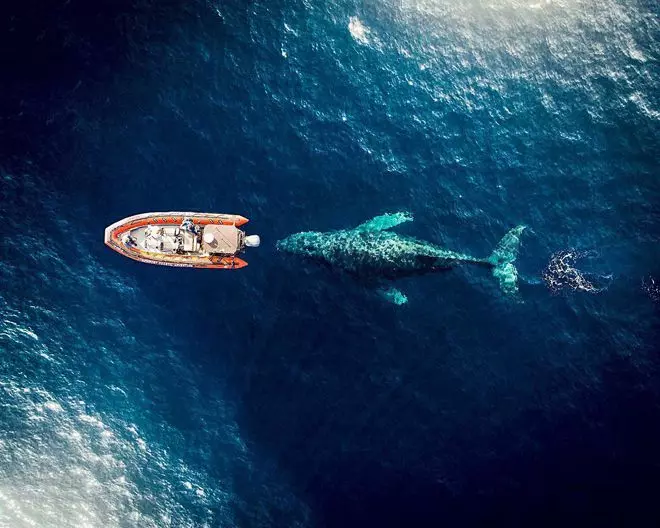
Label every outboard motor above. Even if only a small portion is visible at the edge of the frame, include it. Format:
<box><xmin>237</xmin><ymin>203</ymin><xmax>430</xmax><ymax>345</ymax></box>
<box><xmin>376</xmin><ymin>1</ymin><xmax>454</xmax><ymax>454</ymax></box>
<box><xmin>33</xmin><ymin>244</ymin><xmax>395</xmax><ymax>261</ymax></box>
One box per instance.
<box><xmin>245</xmin><ymin>235</ymin><xmax>261</xmax><ymax>248</ymax></box>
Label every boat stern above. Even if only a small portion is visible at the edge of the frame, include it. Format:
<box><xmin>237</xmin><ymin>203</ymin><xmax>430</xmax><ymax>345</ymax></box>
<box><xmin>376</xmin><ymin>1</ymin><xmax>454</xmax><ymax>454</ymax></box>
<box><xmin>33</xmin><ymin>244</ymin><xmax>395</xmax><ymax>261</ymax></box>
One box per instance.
<box><xmin>232</xmin><ymin>257</ymin><xmax>248</xmax><ymax>269</ymax></box>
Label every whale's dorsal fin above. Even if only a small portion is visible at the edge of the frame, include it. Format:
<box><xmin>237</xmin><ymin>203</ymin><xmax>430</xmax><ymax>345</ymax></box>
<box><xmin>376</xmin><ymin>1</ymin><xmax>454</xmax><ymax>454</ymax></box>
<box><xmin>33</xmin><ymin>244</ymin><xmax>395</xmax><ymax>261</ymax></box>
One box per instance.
<box><xmin>355</xmin><ymin>212</ymin><xmax>413</xmax><ymax>232</ymax></box>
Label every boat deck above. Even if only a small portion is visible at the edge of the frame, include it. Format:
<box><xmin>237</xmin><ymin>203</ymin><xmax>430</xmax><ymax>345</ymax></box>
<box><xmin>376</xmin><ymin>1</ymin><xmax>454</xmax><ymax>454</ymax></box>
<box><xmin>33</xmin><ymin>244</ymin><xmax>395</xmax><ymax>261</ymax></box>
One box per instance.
<box><xmin>128</xmin><ymin>224</ymin><xmax>241</xmax><ymax>255</ymax></box>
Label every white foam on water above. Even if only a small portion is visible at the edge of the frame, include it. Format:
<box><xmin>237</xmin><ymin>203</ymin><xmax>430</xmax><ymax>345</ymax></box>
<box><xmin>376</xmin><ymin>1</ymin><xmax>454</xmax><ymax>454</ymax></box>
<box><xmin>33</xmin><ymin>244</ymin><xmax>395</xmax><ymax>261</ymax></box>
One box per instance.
<box><xmin>630</xmin><ymin>92</ymin><xmax>660</xmax><ymax>121</ymax></box>
<box><xmin>44</xmin><ymin>401</ymin><xmax>64</xmax><ymax>412</ymax></box>
<box><xmin>348</xmin><ymin>16</ymin><xmax>370</xmax><ymax>45</ymax></box>
<box><xmin>283</xmin><ymin>22</ymin><xmax>298</xmax><ymax>36</ymax></box>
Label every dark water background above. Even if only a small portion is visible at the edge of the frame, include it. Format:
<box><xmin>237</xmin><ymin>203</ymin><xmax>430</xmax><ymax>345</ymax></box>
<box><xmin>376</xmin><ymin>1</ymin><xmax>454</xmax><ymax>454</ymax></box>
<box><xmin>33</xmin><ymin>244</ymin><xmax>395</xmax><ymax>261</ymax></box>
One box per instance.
<box><xmin>1</xmin><ymin>0</ymin><xmax>659</xmax><ymax>526</ymax></box>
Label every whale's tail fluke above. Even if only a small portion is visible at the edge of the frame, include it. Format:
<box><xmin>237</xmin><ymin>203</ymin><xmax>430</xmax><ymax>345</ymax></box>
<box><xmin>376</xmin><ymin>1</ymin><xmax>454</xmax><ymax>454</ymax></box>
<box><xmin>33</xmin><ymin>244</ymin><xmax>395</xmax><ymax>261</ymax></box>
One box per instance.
<box><xmin>487</xmin><ymin>226</ymin><xmax>526</xmax><ymax>295</ymax></box>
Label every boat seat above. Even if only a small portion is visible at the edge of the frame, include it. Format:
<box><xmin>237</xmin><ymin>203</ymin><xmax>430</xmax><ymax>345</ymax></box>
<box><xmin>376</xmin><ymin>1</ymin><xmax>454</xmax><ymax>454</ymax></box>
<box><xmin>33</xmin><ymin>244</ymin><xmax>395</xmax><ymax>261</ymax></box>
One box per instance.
<box><xmin>162</xmin><ymin>226</ymin><xmax>180</xmax><ymax>237</ymax></box>
<box><xmin>161</xmin><ymin>236</ymin><xmax>179</xmax><ymax>252</ymax></box>
<box><xmin>182</xmin><ymin>231</ymin><xmax>197</xmax><ymax>252</ymax></box>
<box><xmin>144</xmin><ymin>237</ymin><xmax>161</xmax><ymax>251</ymax></box>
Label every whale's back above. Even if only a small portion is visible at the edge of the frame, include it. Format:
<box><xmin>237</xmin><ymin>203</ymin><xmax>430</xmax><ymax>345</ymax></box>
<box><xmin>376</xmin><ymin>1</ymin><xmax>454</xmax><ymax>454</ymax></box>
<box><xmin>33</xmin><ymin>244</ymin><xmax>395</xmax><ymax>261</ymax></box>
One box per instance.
<box><xmin>278</xmin><ymin>217</ymin><xmax>526</xmax><ymax>296</ymax></box>
<box><xmin>327</xmin><ymin>231</ymin><xmax>472</xmax><ymax>277</ymax></box>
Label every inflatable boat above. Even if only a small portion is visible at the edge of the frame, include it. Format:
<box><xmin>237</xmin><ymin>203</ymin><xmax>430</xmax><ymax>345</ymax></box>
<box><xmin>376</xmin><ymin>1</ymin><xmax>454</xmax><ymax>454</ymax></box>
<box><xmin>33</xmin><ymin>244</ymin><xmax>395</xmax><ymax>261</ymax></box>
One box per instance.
<box><xmin>104</xmin><ymin>212</ymin><xmax>260</xmax><ymax>269</ymax></box>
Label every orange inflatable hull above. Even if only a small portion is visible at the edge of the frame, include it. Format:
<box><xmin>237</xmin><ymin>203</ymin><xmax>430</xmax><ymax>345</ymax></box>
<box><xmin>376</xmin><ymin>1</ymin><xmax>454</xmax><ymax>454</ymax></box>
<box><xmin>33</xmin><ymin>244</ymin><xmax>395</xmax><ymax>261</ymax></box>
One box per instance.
<box><xmin>104</xmin><ymin>212</ymin><xmax>249</xmax><ymax>269</ymax></box>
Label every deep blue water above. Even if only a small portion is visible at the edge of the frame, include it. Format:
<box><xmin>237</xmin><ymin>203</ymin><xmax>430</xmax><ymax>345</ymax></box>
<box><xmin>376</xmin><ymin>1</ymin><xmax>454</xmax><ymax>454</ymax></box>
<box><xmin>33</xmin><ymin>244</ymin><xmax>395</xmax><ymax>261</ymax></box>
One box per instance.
<box><xmin>1</xmin><ymin>0</ymin><xmax>659</xmax><ymax>526</ymax></box>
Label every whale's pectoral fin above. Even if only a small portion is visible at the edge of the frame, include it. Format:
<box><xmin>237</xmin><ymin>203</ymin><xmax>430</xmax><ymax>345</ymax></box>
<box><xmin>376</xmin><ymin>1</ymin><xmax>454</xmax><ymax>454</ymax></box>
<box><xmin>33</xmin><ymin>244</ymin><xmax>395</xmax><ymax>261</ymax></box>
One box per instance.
<box><xmin>377</xmin><ymin>287</ymin><xmax>408</xmax><ymax>305</ymax></box>
<box><xmin>355</xmin><ymin>212</ymin><xmax>413</xmax><ymax>232</ymax></box>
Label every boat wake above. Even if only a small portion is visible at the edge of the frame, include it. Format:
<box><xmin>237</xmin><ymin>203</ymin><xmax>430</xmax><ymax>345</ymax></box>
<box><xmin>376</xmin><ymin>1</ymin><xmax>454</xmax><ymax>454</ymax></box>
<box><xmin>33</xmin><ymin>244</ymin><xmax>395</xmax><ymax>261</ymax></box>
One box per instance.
<box><xmin>542</xmin><ymin>249</ymin><xmax>613</xmax><ymax>294</ymax></box>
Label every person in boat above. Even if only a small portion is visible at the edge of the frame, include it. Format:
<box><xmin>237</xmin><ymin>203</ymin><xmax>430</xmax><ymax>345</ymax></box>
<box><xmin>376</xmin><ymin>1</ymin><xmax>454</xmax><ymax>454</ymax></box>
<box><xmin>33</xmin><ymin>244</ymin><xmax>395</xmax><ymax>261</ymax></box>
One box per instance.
<box><xmin>180</xmin><ymin>218</ymin><xmax>199</xmax><ymax>235</ymax></box>
<box><xmin>122</xmin><ymin>233</ymin><xmax>138</xmax><ymax>248</ymax></box>
<box><xmin>180</xmin><ymin>218</ymin><xmax>203</xmax><ymax>249</ymax></box>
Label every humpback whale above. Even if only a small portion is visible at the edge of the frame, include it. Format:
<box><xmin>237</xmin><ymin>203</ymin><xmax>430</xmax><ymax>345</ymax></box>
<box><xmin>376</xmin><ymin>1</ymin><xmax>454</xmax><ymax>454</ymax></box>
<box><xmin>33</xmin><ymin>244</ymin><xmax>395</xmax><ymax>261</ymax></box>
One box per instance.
<box><xmin>276</xmin><ymin>213</ymin><xmax>526</xmax><ymax>304</ymax></box>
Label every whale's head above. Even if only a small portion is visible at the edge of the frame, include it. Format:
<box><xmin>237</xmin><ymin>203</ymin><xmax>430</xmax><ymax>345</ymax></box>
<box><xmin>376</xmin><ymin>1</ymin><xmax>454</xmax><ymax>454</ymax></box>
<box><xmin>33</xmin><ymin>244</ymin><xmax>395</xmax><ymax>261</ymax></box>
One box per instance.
<box><xmin>276</xmin><ymin>231</ymin><xmax>328</xmax><ymax>260</ymax></box>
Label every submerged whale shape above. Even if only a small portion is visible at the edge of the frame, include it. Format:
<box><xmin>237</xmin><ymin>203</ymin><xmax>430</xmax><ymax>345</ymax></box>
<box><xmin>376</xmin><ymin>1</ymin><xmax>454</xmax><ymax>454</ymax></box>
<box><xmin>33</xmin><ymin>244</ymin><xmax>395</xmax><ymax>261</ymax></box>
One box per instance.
<box><xmin>276</xmin><ymin>213</ymin><xmax>526</xmax><ymax>304</ymax></box>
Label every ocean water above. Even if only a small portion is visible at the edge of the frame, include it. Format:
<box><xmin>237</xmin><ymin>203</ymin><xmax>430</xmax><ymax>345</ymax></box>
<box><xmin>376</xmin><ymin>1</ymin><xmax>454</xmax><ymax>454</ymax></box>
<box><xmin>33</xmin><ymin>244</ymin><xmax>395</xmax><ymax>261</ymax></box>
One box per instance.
<box><xmin>1</xmin><ymin>0</ymin><xmax>659</xmax><ymax>526</ymax></box>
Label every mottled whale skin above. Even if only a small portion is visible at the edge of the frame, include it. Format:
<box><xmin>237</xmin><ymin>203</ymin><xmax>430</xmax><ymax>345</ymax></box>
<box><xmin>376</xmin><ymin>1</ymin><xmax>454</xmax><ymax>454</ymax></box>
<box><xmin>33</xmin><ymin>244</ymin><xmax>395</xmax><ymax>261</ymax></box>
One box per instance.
<box><xmin>276</xmin><ymin>213</ymin><xmax>526</xmax><ymax>304</ymax></box>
